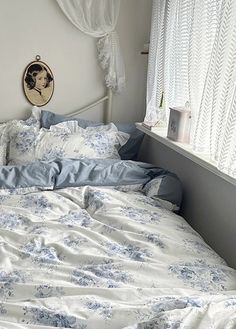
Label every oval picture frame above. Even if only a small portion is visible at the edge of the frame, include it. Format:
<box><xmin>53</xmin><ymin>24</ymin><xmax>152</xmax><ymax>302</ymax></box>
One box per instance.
<box><xmin>23</xmin><ymin>59</ymin><xmax>54</xmax><ymax>107</ymax></box>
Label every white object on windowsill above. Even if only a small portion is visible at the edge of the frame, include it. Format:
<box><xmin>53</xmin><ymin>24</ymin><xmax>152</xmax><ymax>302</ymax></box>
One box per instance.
<box><xmin>167</xmin><ymin>103</ymin><xmax>191</xmax><ymax>143</ymax></box>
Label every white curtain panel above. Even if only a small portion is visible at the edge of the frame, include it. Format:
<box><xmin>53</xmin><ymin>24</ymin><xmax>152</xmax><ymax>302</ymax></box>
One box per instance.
<box><xmin>146</xmin><ymin>0</ymin><xmax>236</xmax><ymax>178</ymax></box>
<box><xmin>56</xmin><ymin>0</ymin><xmax>125</xmax><ymax>93</ymax></box>
<box><xmin>164</xmin><ymin>0</ymin><xmax>192</xmax><ymax>116</ymax></box>
<box><xmin>189</xmin><ymin>0</ymin><xmax>222</xmax><ymax>142</ymax></box>
<box><xmin>144</xmin><ymin>0</ymin><xmax>166</xmax><ymax>126</ymax></box>
<box><xmin>193</xmin><ymin>0</ymin><xmax>236</xmax><ymax>178</ymax></box>
<box><xmin>146</xmin><ymin>0</ymin><xmax>222</xmax><ymax>127</ymax></box>
<box><xmin>145</xmin><ymin>0</ymin><xmax>192</xmax><ymax>126</ymax></box>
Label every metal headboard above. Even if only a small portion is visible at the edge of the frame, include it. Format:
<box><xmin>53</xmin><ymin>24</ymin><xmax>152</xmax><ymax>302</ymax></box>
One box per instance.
<box><xmin>65</xmin><ymin>88</ymin><xmax>113</xmax><ymax>124</ymax></box>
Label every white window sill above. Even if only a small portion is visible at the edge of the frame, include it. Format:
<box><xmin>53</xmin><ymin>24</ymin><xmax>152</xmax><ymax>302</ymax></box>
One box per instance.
<box><xmin>136</xmin><ymin>123</ymin><xmax>236</xmax><ymax>187</ymax></box>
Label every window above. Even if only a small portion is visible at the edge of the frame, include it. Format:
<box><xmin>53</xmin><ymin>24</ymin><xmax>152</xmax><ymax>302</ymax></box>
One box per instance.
<box><xmin>144</xmin><ymin>0</ymin><xmax>236</xmax><ymax>179</ymax></box>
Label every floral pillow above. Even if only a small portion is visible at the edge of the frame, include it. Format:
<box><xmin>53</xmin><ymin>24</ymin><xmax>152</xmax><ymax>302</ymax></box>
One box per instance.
<box><xmin>34</xmin><ymin>121</ymin><xmax>130</xmax><ymax>162</ymax></box>
<box><xmin>0</xmin><ymin>123</ymin><xmax>8</xmax><ymax>165</ymax></box>
<box><xmin>7</xmin><ymin>107</ymin><xmax>41</xmax><ymax>165</ymax></box>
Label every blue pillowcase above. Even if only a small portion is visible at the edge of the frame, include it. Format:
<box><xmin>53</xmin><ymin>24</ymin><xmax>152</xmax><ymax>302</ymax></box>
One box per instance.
<box><xmin>40</xmin><ymin>110</ymin><xmax>144</xmax><ymax>160</ymax></box>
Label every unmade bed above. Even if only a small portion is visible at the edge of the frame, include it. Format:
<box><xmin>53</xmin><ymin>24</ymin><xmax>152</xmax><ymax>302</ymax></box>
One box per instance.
<box><xmin>0</xmin><ymin>106</ymin><xmax>236</xmax><ymax>329</ymax></box>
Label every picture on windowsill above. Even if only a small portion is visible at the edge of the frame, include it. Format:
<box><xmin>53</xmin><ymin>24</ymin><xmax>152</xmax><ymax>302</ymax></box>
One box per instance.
<box><xmin>23</xmin><ymin>59</ymin><xmax>54</xmax><ymax>107</ymax></box>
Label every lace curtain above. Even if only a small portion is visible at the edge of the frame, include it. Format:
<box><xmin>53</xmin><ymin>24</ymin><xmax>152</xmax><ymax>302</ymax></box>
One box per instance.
<box><xmin>56</xmin><ymin>0</ymin><xmax>125</xmax><ymax>93</ymax></box>
<box><xmin>145</xmin><ymin>0</ymin><xmax>193</xmax><ymax>126</ymax></box>
<box><xmin>144</xmin><ymin>0</ymin><xmax>166</xmax><ymax>126</ymax></box>
<box><xmin>193</xmin><ymin>0</ymin><xmax>236</xmax><ymax>178</ymax></box>
<box><xmin>145</xmin><ymin>0</ymin><xmax>236</xmax><ymax>179</ymax></box>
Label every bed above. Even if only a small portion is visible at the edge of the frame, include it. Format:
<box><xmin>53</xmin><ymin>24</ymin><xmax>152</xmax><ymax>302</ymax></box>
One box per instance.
<box><xmin>0</xmin><ymin>98</ymin><xmax>236</xmax><ymax>329</ymax></box>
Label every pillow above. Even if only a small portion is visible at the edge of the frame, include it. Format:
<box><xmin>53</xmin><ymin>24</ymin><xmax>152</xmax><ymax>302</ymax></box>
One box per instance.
<box><xmin>0</xmin><ymin>123</ymin><xmax>8</xmax><ymax>165</ymax></box>
<box><xmin>143</xmin><ymin>174</ymin><xmax>182</xmax><ymax>211</ymax></box>
<box><xmin>40</xmin><ymin>109</ymin><xmax>144</xmax><ymax>160</ymax></box>
<box><xmin>34</xmin><ymin>121</ymin><xmax>129</xmax><ymax>162</ymax></box>
<box><xmin>7</xmin><ymin>107</ymin><xmax>41</xmax><ymax>165</ymax></box>
<box><xmin>115</xmin><ymin>123</ymin><xmax>144</xmax><ymax>160</ymax></box>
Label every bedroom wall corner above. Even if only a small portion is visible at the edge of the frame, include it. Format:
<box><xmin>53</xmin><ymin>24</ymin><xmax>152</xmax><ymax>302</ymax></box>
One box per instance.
<box><xmin>114</xmin><ymin>0</ymin><xmax>152</xmax><ymax>123</ymax></box>
<box><xmin>0</xmin><ymin>0</ymin><xmax>152</xmax><ymax>123</ymax></box>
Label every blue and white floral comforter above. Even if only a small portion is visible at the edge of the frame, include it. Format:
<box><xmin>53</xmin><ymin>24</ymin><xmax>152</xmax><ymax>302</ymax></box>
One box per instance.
<box><xmin>0</xmin><ymin>160</ymin><xmax>236</xmax><ymax>328</ymax></box>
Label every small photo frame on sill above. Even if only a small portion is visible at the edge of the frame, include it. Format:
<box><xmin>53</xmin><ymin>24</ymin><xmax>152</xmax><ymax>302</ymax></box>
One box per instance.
<box><xmin>23</xmin><ymin>56</ymin><xmax>54</xmax><ymax>107</ymax></box>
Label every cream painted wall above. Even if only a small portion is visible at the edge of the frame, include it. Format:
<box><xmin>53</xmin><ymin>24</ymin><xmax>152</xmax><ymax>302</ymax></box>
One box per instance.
<box><xmin>114</xmin><ymin>0</ymin><xmax>151</xmax><ymax>123</ymax></box>
<box><xmin>0</xmin><ymin>0</ymin><xmax>152</xmax><ymax>122</ymax></box>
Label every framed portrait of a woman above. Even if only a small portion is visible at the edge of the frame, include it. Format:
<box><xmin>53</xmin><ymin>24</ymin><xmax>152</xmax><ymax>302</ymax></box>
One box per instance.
<box><xmin>23</xmin><ymin>57</ymin><xmax>54</xmax><ymax>107</ymax></box>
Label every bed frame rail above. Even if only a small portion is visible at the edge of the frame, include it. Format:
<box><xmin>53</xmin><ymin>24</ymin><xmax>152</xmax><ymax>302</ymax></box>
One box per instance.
<box><xmin>65</xmin><ymin>88</ymin><xmax>113</xmax><ymax>123</ymax></box>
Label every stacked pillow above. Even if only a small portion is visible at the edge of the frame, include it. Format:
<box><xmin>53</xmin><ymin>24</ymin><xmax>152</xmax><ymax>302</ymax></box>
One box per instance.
<box><xmin>3</xmin><ymin>107</ymin><xmax>139</xmax><ymax>165</ymax></box>
<box><xmin>0</xmin><ymin>123</ymin><xmax>8</xmax><ymax>165</ymax></box>
<box><xmin>34</xmin><ymin>121</ymin><xmax>129</xmax><ymax>163</ymax></box>
<box><xmin>40</xmin><ymin>110</ymin><xmax>145</xmax><ymax>160</ymax></box>
<box><xmin>7</xmin><ymin>107</ymin><xmax>41</xmax><ymax>165</ymax></box>
<box><xmin>0</xmin><ymin>110</ymin><xmax>182</xmax><ymax>209</ymax></box>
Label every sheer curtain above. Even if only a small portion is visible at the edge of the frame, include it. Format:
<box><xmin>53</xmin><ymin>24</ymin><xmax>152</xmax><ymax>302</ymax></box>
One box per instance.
<box><xmin>193</xmin><ymin>0</ymin><xmax>236</xmax><ymax>178</ymax></box>
<box><xmin>145</xmin><ymin>0</ymin><xmax>236</xmax><ymax>179</ymax></box>
<box><xmin>56</xmin><ymin>0</ymin><xmax>125</xmax><ymax>93</ymax></box>
<box><xmin>144</xmin><ymin>0</ymin><xmax>166</xmax><ymax>126</ymax></box>
<box><xmin>189</xmin><ymin>0</ymin><xmax>222</xmax><ymax>142</ymax></box>
<box><xmin>145</xmin><ymin>0</ymin><xmax>192</xmax><ymax>126</ymax></box>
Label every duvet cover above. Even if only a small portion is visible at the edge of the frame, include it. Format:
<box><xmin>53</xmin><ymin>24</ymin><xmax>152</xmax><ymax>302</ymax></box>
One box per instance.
<box><xmin>0</xmin><ymin>159</ymin><xmax>236</xmax><ymax>329</ymax></box>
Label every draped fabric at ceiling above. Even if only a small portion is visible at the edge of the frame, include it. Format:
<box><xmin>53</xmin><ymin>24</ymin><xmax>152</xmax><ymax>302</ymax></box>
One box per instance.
<box><xmin>145</xmin><ymin>0</ymin><xmax>236</xmax><ymax>179</ymax></box>
<box><xmin>56</xmin><ymin>0</ymin><xmax>125</xmax><ymax>93</ymax></box>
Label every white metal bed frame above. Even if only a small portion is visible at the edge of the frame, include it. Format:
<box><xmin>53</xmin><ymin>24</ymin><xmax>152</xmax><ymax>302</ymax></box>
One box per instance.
<box><xmin>65</xmin><ymin>88</ymin><xmax>113</xmax><ymax>124</ymax></box>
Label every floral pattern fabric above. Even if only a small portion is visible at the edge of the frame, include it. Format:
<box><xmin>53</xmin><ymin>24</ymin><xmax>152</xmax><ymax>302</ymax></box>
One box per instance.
<box><xmin>34</xmin><ymin>121</ymin><xmax>129</xmax><ymax>162</ymax></box>
<box><xmin>7</xmin><ymin>107</ymin><xmax>41</xmax><ymax>165</ymax></box>
<box><xmin>0</xmin><ymin>184</ymin><xmax>236</xmax><ymax>328</ymax></box>
<box><xmin>0</xmin><ymin>123</ymin><xmax>9</xmax><ymax>165</ymax></box>
<box><xmin>6</xmin><ymin>115</ymin><xmax>130</xmax><ymax>165</ymax></box>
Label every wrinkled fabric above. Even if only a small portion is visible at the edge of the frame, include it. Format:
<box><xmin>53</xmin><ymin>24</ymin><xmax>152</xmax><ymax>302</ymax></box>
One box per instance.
<box><xmin>0</xmin><ymin>159</ymin><xmax>182</xmax><ymax>208</ymax></box>
<box><xmin>0</xmin><ymin>159</ymin><xmax>235</xmax><ymax>328</ymax></box>
<box><xmin>0</xmin><ymin>182</ymin><xmax>236</xmax><ymax>328</ymax></box>
<box><xmin>124</xmin><ymin>293</ymin><xmax>236</xmax><ymax>329</ymax></box>
<box><xmin>40</xmin><ymin>109</ymin><xmax>145</xmax><ymax>161</ymax></box>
